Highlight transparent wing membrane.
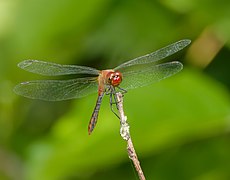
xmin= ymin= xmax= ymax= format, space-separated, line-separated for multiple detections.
xmin=120 ymin=61 xmax=183 ymax=90
xmin=18 ymin=60 xmax=100 ymax=76
xmin=14 ymin=77 xmax=98 ymax=101
xmin=115 ymin=39 xmax=191 ymax=72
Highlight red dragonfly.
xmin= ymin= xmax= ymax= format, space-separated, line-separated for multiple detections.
xmin=14 ymin=39 xmax=191 ymax=134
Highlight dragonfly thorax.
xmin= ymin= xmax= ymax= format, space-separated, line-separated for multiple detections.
xmin=106 ymin=71 xmax=122 ymax=87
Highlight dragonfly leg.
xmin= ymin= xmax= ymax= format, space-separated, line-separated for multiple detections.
xmin=105 ymin=86 xmax=112 ymax=95
xmin=105 ymin=85 xmax=125 ymax=119
xmin=109 ymin=93 xmax=120 ymax=119
xmin=106 ymin=85 xmax=127 ymax=95
xmin=117 ymin=86 xmax=127 ymax=95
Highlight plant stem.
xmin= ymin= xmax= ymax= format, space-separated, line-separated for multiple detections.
xmin=115 ymin=92 xmax=146 ymax=180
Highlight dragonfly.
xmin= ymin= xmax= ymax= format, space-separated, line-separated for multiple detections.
xmin=14 ymin=39 xmax=191 ymax=134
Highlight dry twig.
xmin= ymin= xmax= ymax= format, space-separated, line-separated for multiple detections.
xmin=115 ymin=92 xmax=146 ymax=180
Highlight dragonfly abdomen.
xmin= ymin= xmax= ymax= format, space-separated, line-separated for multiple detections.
xmin=88 ymin=93 xmax=104 ymax=134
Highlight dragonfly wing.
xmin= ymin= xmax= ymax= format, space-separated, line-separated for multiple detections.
xmin=120 ymin=61 xmax=183 ymax=90
xmin=14 ymin=77 xmax=98 ymax=101
xmin=114 ymin=39 xmax=190 ymax=71
xmin=18 ymin=60 xmax=100 ymax=76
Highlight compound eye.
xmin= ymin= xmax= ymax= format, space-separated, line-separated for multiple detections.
xmin=111 ymin=73 xmax=122 ymax=87
xmin=106 ymin=71 xmax=122 ymax=86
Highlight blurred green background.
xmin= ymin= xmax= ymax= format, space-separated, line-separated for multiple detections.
xmin=0 ymin=0 xmax=230 ymax=179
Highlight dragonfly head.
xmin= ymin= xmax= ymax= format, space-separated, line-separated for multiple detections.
xmin=106 ymin=71 xmax=122 ymax=87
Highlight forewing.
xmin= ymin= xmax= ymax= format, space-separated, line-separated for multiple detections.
xmin=18 ymin=60 xmax=100 ymax=76
xmin=13 ymin=77 xmax=98 ymax=101
xmin=120 ymin=61 xmax=183 ymax=90
xmin=114 ymin=39 xmax=190 ymax=72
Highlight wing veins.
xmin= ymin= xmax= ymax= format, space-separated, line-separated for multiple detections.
xmin=14 ymin=77 xmax=98 ymax=101
xmin=114 ymin=39 xmax=191 ymax=71
xmin=18 ymin=60 xmax=100 ymax=76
